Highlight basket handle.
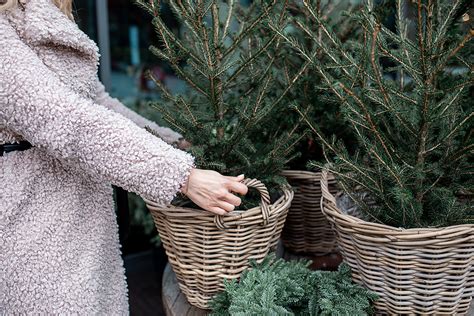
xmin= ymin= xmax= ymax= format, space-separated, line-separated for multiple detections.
xmin=214 ymin=178 xmax=271 ymax=230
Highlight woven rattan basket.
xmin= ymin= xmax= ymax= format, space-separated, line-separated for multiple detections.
xmin=281 ymin=170 xmax=338 ymax=254
xmin=320 ymin=170 xmax=474 ymax=315
xmin=145 ymin=179 xmax=293 ymax=309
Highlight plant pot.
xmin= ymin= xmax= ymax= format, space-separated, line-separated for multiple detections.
xmin=281 ymin=170 xmax=338 ymax=254
xmin=145 ymin=179 xmax=293 ymax=309
xmin=320 ymin=170 xmax=474 ymax=315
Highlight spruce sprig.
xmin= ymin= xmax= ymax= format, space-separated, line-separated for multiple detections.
xmin=210 ymin=255 xmax=377 ymax=316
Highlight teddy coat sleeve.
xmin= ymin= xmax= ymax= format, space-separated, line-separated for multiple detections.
xmin=0 ymin=15 xmax=194 ymax=204
xmin=94 ymin=80 xmax=183 ymax=145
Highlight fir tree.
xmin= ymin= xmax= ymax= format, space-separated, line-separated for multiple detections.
xmin=136 ymin=0 xmax=306 ymax=192
xmin=276 ymin=1 xmax=360 ymax=168
xmin=272 ymin=0 xmax=473 ymax=228
xmin=209 ymin=254 xmax=377 ymax=315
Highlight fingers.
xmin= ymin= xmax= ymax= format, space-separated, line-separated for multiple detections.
xmin=208 ymin=206 xmax=227 ymax=216
xmin=223 ymin=192 xmax=242 ymax=207
xmin=226 ymin=180 xmax=248 ymax=195
xmin=225 ymin=174 xmax=245 ymax=182
xmin=218 ymin=201 xmax=236 ymax=212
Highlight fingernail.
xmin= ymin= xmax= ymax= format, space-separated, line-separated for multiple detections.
xmin=238 ymin=174 xmax=244 ymax=177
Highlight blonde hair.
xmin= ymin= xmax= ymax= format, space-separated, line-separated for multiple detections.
xmin=0 ymin=0 xmax=74 ymax=20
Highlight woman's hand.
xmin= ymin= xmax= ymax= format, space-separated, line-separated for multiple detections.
xmin=181 ymin=169 xmax=248 ymax=215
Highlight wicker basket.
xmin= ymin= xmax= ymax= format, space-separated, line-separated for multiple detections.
xmin=320 ymin=170 xmax=474 ymax=315
xmin=145 ymin=179 xmax=293 ymax=309
xmin=281 ymin=170 xmax=338 ymax=254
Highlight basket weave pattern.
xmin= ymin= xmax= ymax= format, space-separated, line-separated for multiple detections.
xmin=146 ymin=179 xmax=293 ymax=309
xmin=281 ymin=170 xmax=338 ymax=254
xmin=320 ymin=171 xmax=474 ymax=315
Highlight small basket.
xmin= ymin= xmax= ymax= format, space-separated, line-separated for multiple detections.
xmin=145 ymin=179 xmax=293 ymax=309
xmin=320 ymin=170 xmax=474 ymax=315
xmin=281 ymin=170 xmax=338 ymax=254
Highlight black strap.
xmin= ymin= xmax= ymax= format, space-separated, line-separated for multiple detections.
xmin=0 ymin=141 xmax=32 ymax=156
xmin=114 ymin=186 xmax=130 ymax=244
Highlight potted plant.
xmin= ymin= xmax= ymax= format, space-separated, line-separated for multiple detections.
xmin=137 ymin=0 xmax=305 ymax=309
xmin=274 ymin=0 xmax=473 ymax=314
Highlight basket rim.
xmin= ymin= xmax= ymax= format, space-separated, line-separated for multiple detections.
xmin=145 ymin=185 xmax=293 ymax=220
xmin=320 ymin=169 xmax=474 ymax=238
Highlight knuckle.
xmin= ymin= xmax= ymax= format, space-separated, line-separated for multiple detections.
xmin=217 ymin=189 xmax=228 ymax=199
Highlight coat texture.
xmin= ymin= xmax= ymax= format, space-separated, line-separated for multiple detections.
xmin=0 ymin=0 xmax=195 ymax=314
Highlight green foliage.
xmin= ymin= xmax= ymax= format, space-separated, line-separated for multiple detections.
xmin=137 ymin=0 xmax=306 ymax=190
xmin=210 ymin=255 xmax=377 ymax=316
xmin=274 ymin=0 xmax=473 ymax=228
xmin=263 ymin=1 xmax=360 ymax=170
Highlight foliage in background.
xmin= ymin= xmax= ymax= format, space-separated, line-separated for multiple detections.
xmin=210 ymin=255 xmax=376 ymax=315
xmin=273 ymin=0 xmax=473 ymax=228
xmin=137 ymin=0 xmax=307 ymax=192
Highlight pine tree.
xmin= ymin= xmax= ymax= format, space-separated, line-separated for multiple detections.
xmin=272 ymin=0 xmax=473 ymax=228
xmin=136 ymin=0 xmax=306 ymax=192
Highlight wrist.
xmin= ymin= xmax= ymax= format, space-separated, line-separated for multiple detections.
xmin=180 ymin=168 xmax=194 ymax=195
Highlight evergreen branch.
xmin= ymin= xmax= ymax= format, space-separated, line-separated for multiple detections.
xmin=224 ymin=34 xmax=278 ymax=88
xmin=147 ymin=70 xmax=176 ymax=102
xmin=268 ymin=56 xmax=314 ymax=112
xmin=370 ymin=25 xmax=417 ymax=136
xmin=396 ymin=0 xmax=413 ymax=70
xmin=431 ymin=30 xmax=474 ymax=81
xmin=293 ymin=19 xmax=354 ymax=81
xmin=222 ymin=1 xmax=277 ymax=60
xmin=294 ymin=106 xmax=378 ymax=188
xmin=417 ymin=0 xmax=427 ymax=79
xmin=221 ymin=0 xmax=234 ymax=43
xmin=169 ymin=62 xmax=210 ymax=97
xmin=435 ymin=85 xmax=466 ymax=115
xmin=433 ymin=0 xmax=462 ymax=47
xmin=211 ymin=1 xmax=220 ymax=48
xmin=338 ymin=82 xmax=393 ymax=160
xmin=425 ymin=111 xmax=474 ymax=154
xmin=445 ymin=144 xmax=474 ymax=163
xmin=168 ymin=0 xmax=200 ymax=41
xmin=150 ymin=13 xmax=206 ymax=67
xmin=302 ymin=1 xmax=358 ymax=76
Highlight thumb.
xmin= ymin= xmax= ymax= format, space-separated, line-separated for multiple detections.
xmin=226 ymin=174 xmax=245 ymax=182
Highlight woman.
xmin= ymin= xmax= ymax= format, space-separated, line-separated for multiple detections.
xmin=0 ymin=0 xmax=247 ymax=314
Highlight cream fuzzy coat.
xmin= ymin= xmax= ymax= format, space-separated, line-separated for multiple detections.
xmin=0 ymin=0 xmax=195 ymax=314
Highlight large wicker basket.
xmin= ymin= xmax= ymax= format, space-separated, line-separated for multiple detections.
xmin=320 ymin=170 xmax=474 ymax=315
xmin=281 ymin=170 xmax=338 ymax=254
xmin=145 ymin=179 xmax=293 ymax=309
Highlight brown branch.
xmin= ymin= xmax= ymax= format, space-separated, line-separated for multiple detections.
xmin=339 ymin=82 xmax=392 ymax=159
